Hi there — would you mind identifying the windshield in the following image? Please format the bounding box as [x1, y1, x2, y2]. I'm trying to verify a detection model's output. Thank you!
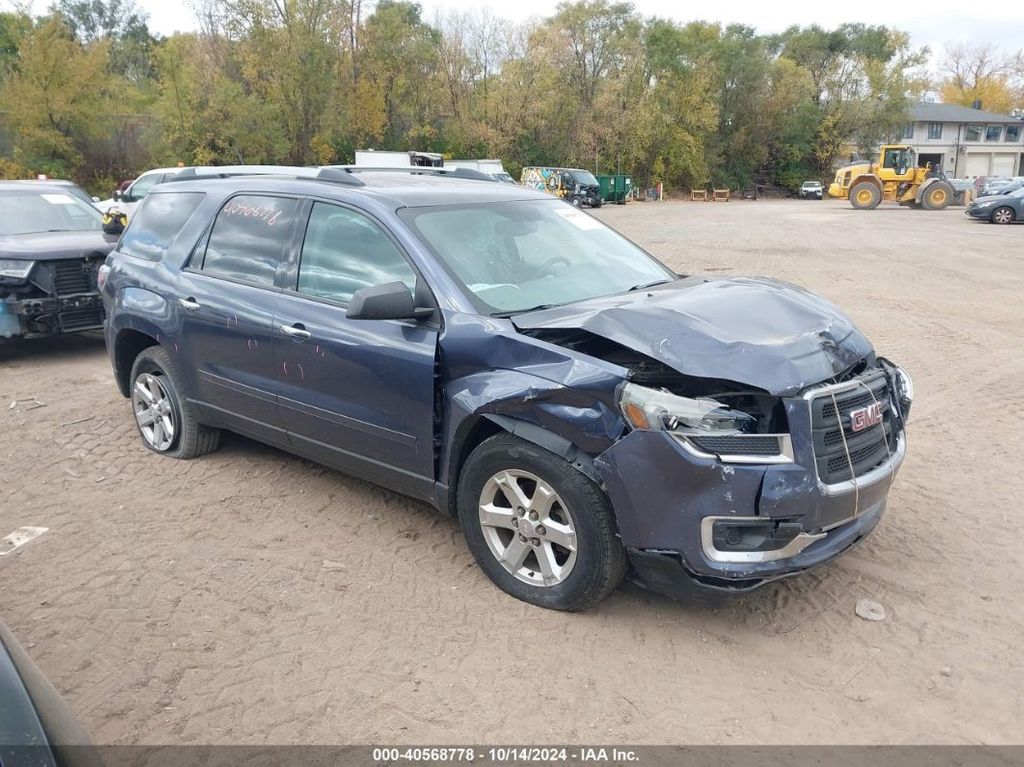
[570, 170, 599, 186]
[0, 190, 103, 236]
[803, 182, 821, 188]
[399, 199, 675, 315]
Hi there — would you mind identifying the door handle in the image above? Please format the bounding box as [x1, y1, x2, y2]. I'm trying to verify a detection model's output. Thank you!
[178, 297, 201, 312]
[280, 323, 311, 341]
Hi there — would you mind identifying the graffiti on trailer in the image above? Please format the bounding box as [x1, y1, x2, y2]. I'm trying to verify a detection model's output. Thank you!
[521, 167, 569, 199]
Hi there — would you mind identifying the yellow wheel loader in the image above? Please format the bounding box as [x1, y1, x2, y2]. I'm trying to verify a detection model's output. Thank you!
[828, 145, 955, 211]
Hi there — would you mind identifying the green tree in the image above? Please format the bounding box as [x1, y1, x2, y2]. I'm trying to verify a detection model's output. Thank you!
[0, 15, 117, 179]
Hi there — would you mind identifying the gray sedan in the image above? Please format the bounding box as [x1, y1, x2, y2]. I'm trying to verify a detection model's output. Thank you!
[966, 186, 1024, 224]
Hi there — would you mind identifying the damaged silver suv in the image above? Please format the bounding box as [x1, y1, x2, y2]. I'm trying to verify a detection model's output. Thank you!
[102, 166, 912, 610]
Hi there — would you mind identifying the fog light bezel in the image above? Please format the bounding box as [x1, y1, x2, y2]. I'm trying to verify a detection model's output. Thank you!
[700, 516, 826, 564]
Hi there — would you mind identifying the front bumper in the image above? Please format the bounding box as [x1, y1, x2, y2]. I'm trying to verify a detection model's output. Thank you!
[0, 292, 105, 338]
[594, 410, 905, 600]
[965, 207, 992, 219]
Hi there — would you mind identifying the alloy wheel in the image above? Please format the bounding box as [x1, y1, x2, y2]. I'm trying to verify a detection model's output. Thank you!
[993, 208, 1014, 224]
[478, 469, 578, 587]
[132, 372, 177, 451]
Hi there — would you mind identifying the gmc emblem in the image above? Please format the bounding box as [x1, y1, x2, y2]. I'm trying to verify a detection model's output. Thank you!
[850, 402, 883, 432]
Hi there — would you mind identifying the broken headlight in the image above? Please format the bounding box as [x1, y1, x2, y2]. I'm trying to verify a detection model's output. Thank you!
[618, 383, 755, 433]
[0, 259, 35, 281]
[618, 383, 792, 463]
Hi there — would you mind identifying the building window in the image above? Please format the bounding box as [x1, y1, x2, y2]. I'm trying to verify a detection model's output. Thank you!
[1006, 124, 1022, 142]
[985, 125, 1002, 141]
[928, 122, 943, 139]
[964, 124, 982, 142]
[901, 123, 914, 139]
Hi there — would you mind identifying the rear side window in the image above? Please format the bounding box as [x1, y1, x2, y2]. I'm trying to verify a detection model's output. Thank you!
[200, 195, 301, 287]
[120, 192, 205, 261]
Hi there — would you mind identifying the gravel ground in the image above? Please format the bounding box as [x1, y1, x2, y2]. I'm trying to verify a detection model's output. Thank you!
[1, 198, 1021, 745]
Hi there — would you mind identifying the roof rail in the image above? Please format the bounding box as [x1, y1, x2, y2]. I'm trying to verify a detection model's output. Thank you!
[173, 164, 313, 179]
[166, 163, 499, 188]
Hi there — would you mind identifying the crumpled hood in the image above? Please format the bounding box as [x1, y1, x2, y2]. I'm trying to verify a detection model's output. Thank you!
[513, 276, 874, 396]
[0, 231, 118, 262]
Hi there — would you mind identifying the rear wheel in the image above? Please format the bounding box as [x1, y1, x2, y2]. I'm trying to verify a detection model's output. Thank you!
[457, 434, 627, 611]
[991, 206, 1016, 225]
[921, 181, 953, 211]
[849, 181, 881, 210]
[129, 346, 220, 459]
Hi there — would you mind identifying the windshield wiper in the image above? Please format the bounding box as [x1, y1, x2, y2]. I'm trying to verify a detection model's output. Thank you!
[627, 279, 673, 292]
[491, 303, 563, 318]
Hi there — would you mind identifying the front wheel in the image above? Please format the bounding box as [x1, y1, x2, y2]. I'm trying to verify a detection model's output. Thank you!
[570, 196, 582, 207]
[992, 206, 1016, 224]
[457, 434, 627, 611]
[849, 181, 881, 210]
[921, 181, 953, 211]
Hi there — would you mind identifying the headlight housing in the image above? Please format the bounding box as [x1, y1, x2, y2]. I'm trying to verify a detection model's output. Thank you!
[894, 366, 913, 421]
[618, 382, 754, 433]
[618, 383, 793, 463]
[0, 259, 35, 281]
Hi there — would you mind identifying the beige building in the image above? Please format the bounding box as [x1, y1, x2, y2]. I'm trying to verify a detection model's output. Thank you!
[901, 102, 1024, 179]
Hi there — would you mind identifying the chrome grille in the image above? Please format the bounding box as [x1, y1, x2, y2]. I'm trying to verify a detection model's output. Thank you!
[808, 369, 899, 485]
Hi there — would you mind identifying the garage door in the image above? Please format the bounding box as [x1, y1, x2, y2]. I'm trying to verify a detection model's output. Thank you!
[992, 153, 1017, 176]
[965, 154, 990, 178]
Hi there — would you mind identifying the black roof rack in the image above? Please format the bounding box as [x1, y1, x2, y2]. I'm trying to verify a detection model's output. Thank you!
[165, 163, 499, 189]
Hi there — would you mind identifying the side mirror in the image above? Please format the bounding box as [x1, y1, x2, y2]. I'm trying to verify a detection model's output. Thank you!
[112, 189, 122, 201]
[347, 282, 433, 321]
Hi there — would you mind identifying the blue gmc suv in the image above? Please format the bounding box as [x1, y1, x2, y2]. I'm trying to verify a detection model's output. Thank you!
[100, 166, 912, 610]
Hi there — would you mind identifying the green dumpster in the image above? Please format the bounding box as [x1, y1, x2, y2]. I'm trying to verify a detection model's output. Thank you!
[596, 174, 633, 204]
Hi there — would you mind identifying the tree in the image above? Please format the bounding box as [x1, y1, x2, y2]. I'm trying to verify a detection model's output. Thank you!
[0, 15, 116, 178]
[778, 24, 927, 177]
[939, 42, 1021, 114]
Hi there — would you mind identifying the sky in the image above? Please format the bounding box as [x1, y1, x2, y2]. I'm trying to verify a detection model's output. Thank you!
[10, 0, 1024, 64]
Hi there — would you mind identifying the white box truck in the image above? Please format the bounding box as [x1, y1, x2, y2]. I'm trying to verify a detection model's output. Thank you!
[446, 159, 516, 184]
[354, 150, 444, 168]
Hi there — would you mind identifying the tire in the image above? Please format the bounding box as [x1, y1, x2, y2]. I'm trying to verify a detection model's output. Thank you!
[991, 206, 1016, 225]
[129, 346, 220, 459]
[592, 198, 603, 208]
[457, 434, 627, 611]
[570, 196, 582, 207]
[921, 181, 953, 211]
[849, 181, 881, 210]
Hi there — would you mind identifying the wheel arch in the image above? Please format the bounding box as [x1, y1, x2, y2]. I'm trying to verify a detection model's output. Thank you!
[443, 413, 602, 517]
[113, 327, 160, 397]
[850, 173, 883, 192]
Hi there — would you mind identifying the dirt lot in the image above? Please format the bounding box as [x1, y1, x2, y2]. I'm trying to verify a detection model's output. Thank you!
[1, 199, 1022, 745]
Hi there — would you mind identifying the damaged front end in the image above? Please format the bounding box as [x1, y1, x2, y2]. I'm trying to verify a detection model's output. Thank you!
[595, 361, 910, 600]
[507, 277, 913, 599]
[0, 255, 108, 339]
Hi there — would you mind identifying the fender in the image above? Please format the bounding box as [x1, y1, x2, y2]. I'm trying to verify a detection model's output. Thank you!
[481, 413, 602, 486]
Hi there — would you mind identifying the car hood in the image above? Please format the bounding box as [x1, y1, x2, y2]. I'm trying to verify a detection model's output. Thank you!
[972, 193, 1017, 203]
[513, 276, 875, 396]
[0, 230, 118, 261]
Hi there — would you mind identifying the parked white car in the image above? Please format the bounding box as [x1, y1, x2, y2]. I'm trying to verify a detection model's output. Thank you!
[96, 167, 186, 218]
